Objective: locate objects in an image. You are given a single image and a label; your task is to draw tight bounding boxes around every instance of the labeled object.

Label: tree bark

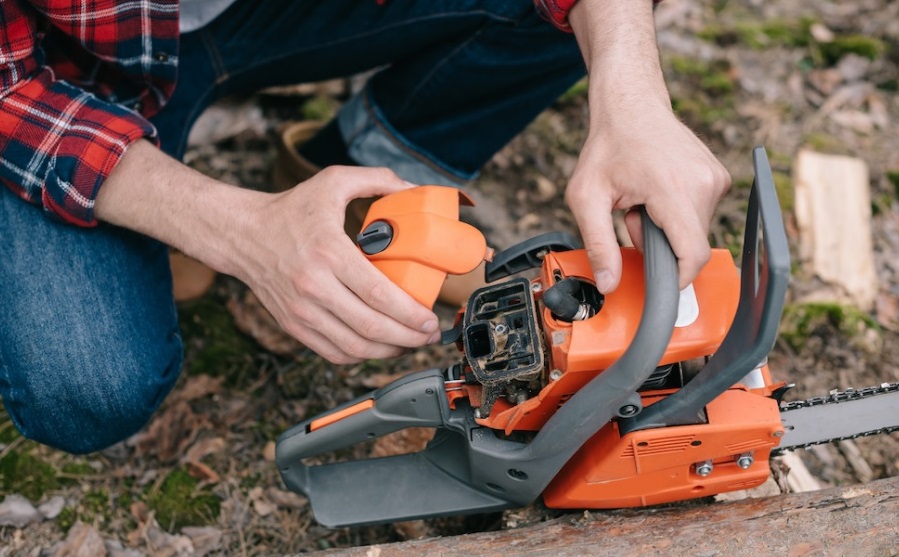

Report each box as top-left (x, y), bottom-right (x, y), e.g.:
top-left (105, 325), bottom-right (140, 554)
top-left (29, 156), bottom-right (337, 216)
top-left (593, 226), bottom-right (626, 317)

top-left (306, 476), bottom-right (899, 557)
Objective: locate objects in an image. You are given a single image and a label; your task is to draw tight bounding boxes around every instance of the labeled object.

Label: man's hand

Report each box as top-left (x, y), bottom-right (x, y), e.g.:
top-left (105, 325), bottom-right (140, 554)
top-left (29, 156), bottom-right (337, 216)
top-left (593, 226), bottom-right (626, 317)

top-left (97, 141), bottom-right (440, 364)
top-left (567, 0), bottom-right (731, 293)
top-left (237, 167), bottom-right (442, 363)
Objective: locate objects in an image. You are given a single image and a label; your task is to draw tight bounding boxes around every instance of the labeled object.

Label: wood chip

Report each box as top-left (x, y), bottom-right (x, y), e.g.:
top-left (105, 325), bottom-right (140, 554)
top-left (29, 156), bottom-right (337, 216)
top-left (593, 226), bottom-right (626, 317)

top-left (794, 149), bottom-right (877, 311)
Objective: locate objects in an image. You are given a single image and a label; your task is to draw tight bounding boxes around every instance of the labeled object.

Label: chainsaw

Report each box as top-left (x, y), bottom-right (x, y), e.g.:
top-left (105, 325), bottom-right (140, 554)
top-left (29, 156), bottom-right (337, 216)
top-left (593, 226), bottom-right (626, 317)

top-left (275, 146), bottom-right (899, 528)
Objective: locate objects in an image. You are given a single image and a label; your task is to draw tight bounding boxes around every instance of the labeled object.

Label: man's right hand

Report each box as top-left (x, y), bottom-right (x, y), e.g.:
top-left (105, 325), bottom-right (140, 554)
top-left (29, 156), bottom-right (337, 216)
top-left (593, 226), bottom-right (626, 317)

top-left (97, 141), bottom-right (440, 364)
top-left (236, 166), bottom-right (441, 363)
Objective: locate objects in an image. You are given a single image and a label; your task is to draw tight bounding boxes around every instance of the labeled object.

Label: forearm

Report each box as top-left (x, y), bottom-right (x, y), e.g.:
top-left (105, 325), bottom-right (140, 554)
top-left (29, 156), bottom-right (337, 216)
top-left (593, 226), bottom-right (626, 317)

top-left (95, 139), bottom-right (262, 279)
top-left (568, 0), bottom-right (671, 123)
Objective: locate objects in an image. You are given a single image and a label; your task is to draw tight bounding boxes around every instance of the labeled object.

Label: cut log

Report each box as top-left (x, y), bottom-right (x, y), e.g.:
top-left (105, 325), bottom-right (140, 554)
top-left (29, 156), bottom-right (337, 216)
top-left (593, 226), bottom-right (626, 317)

top-left (793, 149), bottom-right (877, 311)
top-left (305, 476), bottom-right (899, 557)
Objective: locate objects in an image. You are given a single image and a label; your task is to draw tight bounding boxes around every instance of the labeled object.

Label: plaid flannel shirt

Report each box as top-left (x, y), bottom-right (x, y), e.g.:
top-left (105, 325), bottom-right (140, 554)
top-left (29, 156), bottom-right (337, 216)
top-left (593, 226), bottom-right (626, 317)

top-left (0, 0), bottom-right (177, 226)
top-left (0, 0), bottom-right (575, 227)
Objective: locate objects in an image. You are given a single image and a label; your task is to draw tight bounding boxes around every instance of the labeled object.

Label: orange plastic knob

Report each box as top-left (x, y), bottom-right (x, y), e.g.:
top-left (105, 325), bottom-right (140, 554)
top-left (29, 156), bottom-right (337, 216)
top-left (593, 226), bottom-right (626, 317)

top-left (358, 186), bottom-right (490, 308)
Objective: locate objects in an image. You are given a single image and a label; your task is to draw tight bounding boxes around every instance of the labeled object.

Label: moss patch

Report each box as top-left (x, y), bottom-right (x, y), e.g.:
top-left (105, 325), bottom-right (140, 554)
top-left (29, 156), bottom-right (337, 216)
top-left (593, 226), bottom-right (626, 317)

top-left (557, 77), bottom-right (589, 104)
top-left (779, 302), bottom-right (879, 351)
top-left (300, 95), bottom-right (340, 122)
top-left (178, 298), bottom-right (258, 384)
top-left (772, 171), bottom-right (794, 213)
top-left (146, 468), bottom-right (221, 532)
top-left (801, 132), bottom-right (853, 156)
top-left (819, 35), bottom-right (885, 66)
top-left (0, 450), bottom-right (59, 501)
top-left (887, 170), bottom-right (899, 199)
top-left (698, 18), bottom-right (813, 49)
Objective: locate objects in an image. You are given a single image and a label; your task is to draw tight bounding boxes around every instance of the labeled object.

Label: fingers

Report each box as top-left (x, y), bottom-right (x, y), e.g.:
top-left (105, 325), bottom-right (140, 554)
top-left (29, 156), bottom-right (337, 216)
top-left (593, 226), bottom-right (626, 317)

top-left (628, 205), bottom-right (710, 290)
top-left (317, 166), bottom-right (416, 202)
top-left (284, 302), bottom-right (408, 365)
top-left (335, 248), bottom-right (441, 344)
top-left (566, 185), bottom-right (621, 294)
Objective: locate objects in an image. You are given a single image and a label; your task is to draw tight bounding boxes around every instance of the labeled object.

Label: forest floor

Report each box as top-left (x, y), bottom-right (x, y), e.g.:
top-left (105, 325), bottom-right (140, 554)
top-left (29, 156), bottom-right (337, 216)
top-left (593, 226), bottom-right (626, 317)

top-left (1, 0), bottom-right (898, 555)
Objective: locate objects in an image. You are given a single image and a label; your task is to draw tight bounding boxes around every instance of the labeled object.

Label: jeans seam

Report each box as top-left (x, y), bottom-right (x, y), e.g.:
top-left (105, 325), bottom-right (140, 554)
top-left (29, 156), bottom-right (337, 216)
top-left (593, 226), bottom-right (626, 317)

top-left (200, 27), bottom-right (230, 84)
top-left (0, 344), bottom-right (28, 440)
top-left (360, 88), bottom-right (476, 182)
top-left (394, 23), bottom-right (490, 117)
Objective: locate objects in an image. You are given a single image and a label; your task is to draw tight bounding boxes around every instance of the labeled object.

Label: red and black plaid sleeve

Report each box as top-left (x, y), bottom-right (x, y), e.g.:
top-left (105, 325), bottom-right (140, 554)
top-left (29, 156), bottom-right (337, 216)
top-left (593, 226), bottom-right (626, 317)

top-left (534, 0), bottom-right (580, 32)
top-left (0, 0), bottom-right (178, 226)
top-left (534, 0), bottom-right (663, 32)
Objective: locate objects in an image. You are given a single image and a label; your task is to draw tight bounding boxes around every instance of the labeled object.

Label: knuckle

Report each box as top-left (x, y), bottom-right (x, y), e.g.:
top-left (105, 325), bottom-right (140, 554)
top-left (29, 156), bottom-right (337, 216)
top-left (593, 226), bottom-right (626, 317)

top-left (369, 167), bottom-right (399, 183)
top-left (361, 279), bottom-right (389, 306)
top-left (317, 166), bottom-right (340, 181)
top-left (330, 353), bottom-right (359, 365)
top-left (342, 338), bottom-right (371, 360)
top-left (356, 316), bottom-right (385, 341)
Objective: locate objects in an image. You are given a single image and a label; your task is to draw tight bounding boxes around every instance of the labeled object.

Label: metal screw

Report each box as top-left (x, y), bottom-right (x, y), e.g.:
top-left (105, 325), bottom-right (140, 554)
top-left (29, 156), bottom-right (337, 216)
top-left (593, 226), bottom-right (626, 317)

top-left (494, 323), bottom-right (508, 334)
top-left (618, 404), bottom-right (639, 417)
top-left (549, 369), bottom-right (563, 382)
top-left (473, 409), bottom-right (483, 419)
top-left (736, 453), bottom-right (754, 469)
top-left (771, 430), bottom-right (784, 438)
top-left (531, 282), bottom-right (543, 293)
top-left (694, 460), bottom-right (714, 477)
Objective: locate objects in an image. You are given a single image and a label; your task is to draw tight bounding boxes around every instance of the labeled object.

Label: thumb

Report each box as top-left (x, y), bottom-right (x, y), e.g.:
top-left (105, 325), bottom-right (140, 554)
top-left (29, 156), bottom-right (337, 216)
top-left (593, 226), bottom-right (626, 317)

top-left (572, 193), bottom-right (622, 294)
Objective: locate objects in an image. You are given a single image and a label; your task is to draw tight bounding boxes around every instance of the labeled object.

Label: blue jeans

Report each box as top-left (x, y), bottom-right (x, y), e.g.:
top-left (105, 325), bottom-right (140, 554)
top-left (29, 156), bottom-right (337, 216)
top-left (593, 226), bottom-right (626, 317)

top-left (0, 0), bottom-right (583, 453)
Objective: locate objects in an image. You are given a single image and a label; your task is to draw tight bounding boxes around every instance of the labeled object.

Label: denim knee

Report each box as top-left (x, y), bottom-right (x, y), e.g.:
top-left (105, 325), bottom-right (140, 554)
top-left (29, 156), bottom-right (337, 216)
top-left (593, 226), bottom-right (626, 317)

top-left (0, 329), bottom-right (184, 454)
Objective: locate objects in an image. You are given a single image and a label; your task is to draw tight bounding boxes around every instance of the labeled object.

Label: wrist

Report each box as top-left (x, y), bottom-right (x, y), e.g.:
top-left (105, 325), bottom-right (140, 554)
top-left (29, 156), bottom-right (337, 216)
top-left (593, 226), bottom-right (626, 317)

top-left (568, 0), bottom-right (671, 130)
top-left (96, 139), bottom-right (271, 280)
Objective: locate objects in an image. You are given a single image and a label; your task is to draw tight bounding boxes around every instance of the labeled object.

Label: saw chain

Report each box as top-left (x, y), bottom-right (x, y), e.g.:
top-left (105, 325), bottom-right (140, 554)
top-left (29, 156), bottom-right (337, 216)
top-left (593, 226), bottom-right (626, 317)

top-left (773, 381), bottom-right (899, 454)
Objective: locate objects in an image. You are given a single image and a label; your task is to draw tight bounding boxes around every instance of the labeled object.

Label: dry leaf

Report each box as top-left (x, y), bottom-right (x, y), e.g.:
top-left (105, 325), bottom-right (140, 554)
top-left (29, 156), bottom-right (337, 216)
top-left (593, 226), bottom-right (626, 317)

top-left (130, 502), bottom-right (149, 523)
top-left (131, 400), bottom-right (210, 463)
top-left (174, 375), bottom-right (224, 403)
top-left (53, 522), bottom-right (107, 557)
top-left (183, 437), bottom-right (226, 463)
top-left (181, 527), bottom-right (224, 557)
top-left (370, 428), bottom-right (434, 458)
top-left (351, 371), bottom-right (411, 389)
top-left (184, 460), bottom-right (221, 484)
top-left (227, 291), bottom-right (303, 355)
top-left (146, 520), bottom-right (194, 557)
top-left (394, 520), bottom-right (429, 540)
top-left (265, 487), bottom-right (307, 510)
top-left (262, 441), bottom-right (276, 461)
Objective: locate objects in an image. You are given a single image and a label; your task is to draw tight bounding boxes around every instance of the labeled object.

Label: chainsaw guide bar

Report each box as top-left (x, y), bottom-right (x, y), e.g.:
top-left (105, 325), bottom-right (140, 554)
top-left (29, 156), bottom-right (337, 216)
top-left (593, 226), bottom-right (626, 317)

top-left (774, 382), bottom-right (899, 454)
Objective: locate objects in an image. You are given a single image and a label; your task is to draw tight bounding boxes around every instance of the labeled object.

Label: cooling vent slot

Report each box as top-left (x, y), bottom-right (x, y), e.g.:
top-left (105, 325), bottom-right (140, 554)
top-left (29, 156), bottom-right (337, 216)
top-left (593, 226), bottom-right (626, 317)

top-left (726, 439), bottom-right (770, 453)
top-left (628, 435), bottom-right (696, 457)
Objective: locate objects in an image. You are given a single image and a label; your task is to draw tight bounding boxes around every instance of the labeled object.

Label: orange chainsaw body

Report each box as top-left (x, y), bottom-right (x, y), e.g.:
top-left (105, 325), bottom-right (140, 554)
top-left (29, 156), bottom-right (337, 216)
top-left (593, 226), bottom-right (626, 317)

top-left (542, 380), bottom-right (783, 508)
top-left (359, 186), bottom-right (490, 308)
top-left (473, 248), bottom-right (742, 434)
top-left (456, 246), bottom-right (785, 508)
top-left (360, 184), bottom-right (787, 509)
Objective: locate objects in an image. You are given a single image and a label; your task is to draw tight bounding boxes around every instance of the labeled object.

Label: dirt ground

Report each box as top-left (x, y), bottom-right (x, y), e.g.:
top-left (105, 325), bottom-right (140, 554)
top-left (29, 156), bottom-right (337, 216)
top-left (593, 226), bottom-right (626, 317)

top-left (1, 0), bottom-right (898, 555)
